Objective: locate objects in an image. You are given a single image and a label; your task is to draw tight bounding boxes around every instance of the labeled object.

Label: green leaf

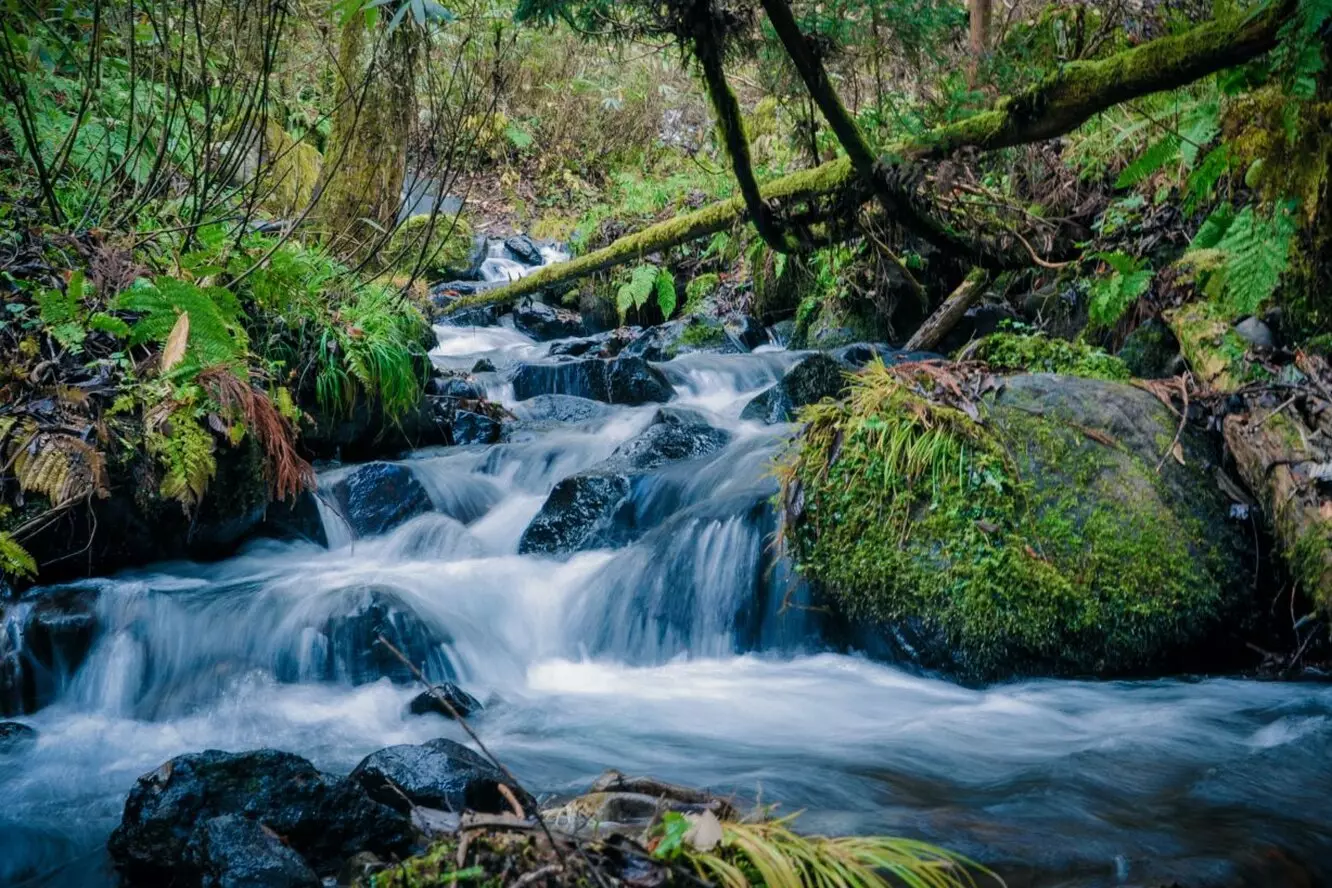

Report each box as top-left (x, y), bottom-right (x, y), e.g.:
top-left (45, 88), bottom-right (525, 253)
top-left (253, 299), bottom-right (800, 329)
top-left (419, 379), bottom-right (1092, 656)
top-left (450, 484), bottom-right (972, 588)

top-left (654, 268), bottom-right (676, 319)
top-left (1116, 134), bottom-right (1180, 189)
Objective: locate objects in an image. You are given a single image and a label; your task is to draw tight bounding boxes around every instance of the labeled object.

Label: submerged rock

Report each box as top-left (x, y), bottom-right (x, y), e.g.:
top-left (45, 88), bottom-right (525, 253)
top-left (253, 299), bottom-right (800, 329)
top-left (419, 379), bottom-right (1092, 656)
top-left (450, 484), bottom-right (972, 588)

top-left (313, 585), bottom-right (453, 686)
top-left (510, 356), bottom-right (674, 405)
top-left (351, 738), bottom-right (532, 815)
top-left (331, 463), bottom-right (433, 538)
top-left (518, 408), bottom-right (731, 554)
top-left (0, 721), bottom-right (37, 752)
top-left (108, 748), bottom-right (414, 884)
top-left (407, 684), bottom-right (481, 719)
top-left (183, 814), bottom-right (321, 888)
top-left (1, 586), bottom-right (100, 716)
top-left (513, 302), bottom-right (584, 341)
top-left (787, 371), bottom-right (1255, 680)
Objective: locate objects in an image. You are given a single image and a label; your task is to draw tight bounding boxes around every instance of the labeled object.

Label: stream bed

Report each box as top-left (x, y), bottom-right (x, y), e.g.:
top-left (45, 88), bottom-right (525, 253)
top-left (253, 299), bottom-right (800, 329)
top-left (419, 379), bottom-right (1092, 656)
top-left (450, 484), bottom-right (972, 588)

top-left (3, 322), bottom-right (1331, 887)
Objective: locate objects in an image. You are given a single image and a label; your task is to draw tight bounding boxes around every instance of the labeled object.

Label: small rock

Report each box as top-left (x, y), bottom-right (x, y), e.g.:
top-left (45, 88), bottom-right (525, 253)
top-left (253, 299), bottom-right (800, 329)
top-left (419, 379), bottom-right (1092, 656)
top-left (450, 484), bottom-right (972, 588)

top-left (510, 357), bottom-right (674, 405)
top-left (724, 314), bottom-right (768, 351)
top-left (0, 721), bottom-right (37, 752)
top-left (1235, 316), bottom-right (1276, 350)
top-left (407, 684), bottom-right (482, 719)
top-left (184, 814), bottom-right (321, 888)
top-left (331, 463), bottom-right (433, 538)
top-left (503, 235), bottom-right (544, 266)
top-left (350, 738), bottom-right (533, 816)
top-left (452, 411), bottom-right (501, 446)
top-left (471, 358), bottom-right (496, 374)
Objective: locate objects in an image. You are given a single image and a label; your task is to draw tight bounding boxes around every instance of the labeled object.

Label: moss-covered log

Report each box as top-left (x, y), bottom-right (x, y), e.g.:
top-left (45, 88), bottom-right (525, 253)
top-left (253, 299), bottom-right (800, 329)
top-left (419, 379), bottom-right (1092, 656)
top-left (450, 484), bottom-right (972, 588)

top-left (443, 1), bottom-right (1295, 317)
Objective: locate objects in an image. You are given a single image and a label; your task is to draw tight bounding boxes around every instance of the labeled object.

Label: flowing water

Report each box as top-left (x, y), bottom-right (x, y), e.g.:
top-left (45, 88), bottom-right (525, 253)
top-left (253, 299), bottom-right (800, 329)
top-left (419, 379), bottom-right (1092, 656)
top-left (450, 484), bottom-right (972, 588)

top-left (3, 322), bottom-right (1332, 888)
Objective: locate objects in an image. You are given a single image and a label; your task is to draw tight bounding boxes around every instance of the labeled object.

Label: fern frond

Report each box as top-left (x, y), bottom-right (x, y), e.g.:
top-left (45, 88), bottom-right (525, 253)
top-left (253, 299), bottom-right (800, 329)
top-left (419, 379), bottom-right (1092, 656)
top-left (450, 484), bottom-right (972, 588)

top-left (9, 432), bottom-right (110, 508)
top-left (116, 277), bottom-right (248, 370)
top-left (147, 412), bottom-right (218, 510)
top-left (0, 531), bottom-right (36, 579)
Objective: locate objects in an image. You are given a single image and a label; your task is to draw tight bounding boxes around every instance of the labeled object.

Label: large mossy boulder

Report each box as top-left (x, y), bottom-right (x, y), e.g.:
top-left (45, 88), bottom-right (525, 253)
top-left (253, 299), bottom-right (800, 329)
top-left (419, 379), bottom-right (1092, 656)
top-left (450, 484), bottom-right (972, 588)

top-left (784, 366), bottom-right (1253, 681)
top-left (387, 214), bottom-right (474, 281)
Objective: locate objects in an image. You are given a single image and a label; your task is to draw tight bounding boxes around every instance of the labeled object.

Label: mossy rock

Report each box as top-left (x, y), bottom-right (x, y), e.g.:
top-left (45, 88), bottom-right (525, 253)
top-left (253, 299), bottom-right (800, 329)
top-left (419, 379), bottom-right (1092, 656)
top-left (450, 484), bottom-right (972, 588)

top-left (785, 369), bottom-right (1253, 681)
top-left (214, 119), bottom-right (321, 217)
top-left (387, 213), bottom-right (475, 280)
top-left (970, 331), bottom-right (1130, 380)
top-left (1117, 318), bottom-right (1181, 379)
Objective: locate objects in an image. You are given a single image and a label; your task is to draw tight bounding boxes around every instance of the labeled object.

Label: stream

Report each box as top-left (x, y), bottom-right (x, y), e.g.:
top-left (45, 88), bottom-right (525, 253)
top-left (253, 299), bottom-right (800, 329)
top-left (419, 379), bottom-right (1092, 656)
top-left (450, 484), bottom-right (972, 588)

top-left (3, 319), bottom-right (1332, 887)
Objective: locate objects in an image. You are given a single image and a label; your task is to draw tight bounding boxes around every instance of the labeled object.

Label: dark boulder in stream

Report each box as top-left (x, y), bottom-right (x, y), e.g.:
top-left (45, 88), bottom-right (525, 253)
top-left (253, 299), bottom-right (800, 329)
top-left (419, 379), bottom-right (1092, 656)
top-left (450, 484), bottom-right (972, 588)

top-left (407, 683), bottom-right (481, 719)
top-left (741, 352), bottom-right (848, 424)
top-left (107, 748), bottom-right (415, 885)
top-left (513, 302), bottom-right (585, 341)
top-left (519, 408), bottom-right (731, 554)
top-left (311, 585), bottom-right (453, 686)
top-left (511, 355), bottom-right (674, 405)
top-left (183, 815), bottom-right (321, 888)
top-left (351, 737), bottom-right (533, 815)
top-left (0, 720), bottom-right (37, 752)
top-left (1, 585), bottom-right (100, 716)
top-left (330, 463), bottom-right (433, 538)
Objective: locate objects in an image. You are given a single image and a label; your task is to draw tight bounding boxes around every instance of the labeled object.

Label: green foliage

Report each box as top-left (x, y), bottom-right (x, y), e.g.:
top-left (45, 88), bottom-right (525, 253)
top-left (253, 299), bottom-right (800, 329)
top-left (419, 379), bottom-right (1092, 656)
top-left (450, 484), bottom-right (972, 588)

top-left (684, 273), bottom-right (721, 314)
top-left (616, 264), bottom-right (676, 322)
top-left (0, 530), bottom-right (37, 579)
top-left (35, 271), bottom-right (89, 352)
top-left (1182, 202), bottom-right (1297, 316)
top-left (146, 409), bottom-right (218, 510)
top-left (1088, 252), bottom-right (1153, 328)
top-left (116, 277), bottom-right (248, 372)
top-left (317, 286), bottom-right (427, 419)
top-left (970, 331), bottom-right (1131, 380)
top-left (1273, 0), bottom-right (1332, 99)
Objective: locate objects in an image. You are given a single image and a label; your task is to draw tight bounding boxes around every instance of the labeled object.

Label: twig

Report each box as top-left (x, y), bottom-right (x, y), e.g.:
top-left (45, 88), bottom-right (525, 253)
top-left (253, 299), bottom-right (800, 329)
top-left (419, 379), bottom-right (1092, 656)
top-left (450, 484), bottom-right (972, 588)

top-left (1011, 229), bottom-right (1075, 270)
top-left (509, 863), bottom-right (563, 888)
top-left (1155, 375), bottom-right (1190, 474)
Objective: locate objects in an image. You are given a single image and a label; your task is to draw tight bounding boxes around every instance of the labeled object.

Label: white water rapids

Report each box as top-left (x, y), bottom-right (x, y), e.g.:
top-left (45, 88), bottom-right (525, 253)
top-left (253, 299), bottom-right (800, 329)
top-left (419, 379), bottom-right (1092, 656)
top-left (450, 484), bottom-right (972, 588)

top-left (2, 322), bottom-right (1331, 887)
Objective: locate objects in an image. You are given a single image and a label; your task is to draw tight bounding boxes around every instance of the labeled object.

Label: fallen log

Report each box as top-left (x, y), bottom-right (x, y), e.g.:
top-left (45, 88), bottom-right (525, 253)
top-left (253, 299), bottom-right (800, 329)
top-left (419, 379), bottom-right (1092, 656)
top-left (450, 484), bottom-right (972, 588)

top-left (905, 269), bottom-right (987, 351)
top-left (443, 0), bottom-right (1295, 317)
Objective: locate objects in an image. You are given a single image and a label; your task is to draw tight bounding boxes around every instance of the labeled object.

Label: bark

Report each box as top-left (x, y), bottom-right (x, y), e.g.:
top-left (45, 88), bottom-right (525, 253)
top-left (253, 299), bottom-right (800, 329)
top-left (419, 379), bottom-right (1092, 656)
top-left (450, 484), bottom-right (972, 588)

top-left (968, 0), bottom-right (992, 87)
top-left (904, 269), bottom-right (986, 351)
top-left (315, 10), bottom-right (418, 258)
top-left (442, 2), bottom-right (1296, 316)
top-left (758, 0), bottom-right (977, 259)
top-left (1224, 410), bottom-right (1332, 606)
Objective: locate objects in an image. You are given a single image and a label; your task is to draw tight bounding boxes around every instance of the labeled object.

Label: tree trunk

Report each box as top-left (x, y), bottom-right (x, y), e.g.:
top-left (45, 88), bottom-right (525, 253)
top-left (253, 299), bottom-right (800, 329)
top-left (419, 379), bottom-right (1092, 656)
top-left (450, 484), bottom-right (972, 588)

top-left (441, 2), bottom-right (1296, 316)
top-left (968, 0), bottom-right (992, 87)
top-left (315, 10), bottom-right (418, 259)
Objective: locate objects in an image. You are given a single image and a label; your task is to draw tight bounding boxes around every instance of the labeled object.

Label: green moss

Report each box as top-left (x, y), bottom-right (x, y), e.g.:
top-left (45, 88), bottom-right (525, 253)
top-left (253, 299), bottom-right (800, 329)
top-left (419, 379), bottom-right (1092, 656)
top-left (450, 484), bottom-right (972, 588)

top-left (684, 273), bottom-right (721, 314)
top-left (387, 213), bottom-right (474, 279)
top-left (782, 365), bottom-right (1242, 679)
top-left (678, 316), bottom-right (728, 348)
top-left (970, 331), bottom-right (1130, 380)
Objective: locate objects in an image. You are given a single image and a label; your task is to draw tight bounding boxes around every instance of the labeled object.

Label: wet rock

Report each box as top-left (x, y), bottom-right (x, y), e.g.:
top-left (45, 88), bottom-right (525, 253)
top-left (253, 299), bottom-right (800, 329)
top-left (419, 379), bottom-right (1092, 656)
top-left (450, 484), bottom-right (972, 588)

top-left (351, 738), bottom-right (533, 816)
top-left (740, 353), bottom-right (848, 424)
top-left (503, 235), bottom-right (544, 266)
top-left (407, 684), bottom-right (481, 719)
top-left (770, 319), bottom-right (796, 347)
top-left (108, 749), bottom-right (415, 884)
top-left (937, 303), bottom-right (1020, 356)
top-left (549, 332), bottom-right (612, 358)
top-left (183, 814), bottom-right (321, 888)
top-left (1235, 316), bottom-right (1276, 350)
top-left (471, 358), bottom-right (496, 374)
top-left (510, 357), bottom-right (673, 405)
top-left (315, 585), bottom-right (453, 686)
top-left (517, 474), bottom-right (632, 554)
top-left (725, 314), bottom-right (768, 351)
top-left (303, 394), bottom-right (452, 462)
top-left (514, 302), bottom-right (584, 341)
top-left (0, 721), bottom-right (37, 752)
top-left (331, 463), bottom-right (433, 538)
top-left (606, 356), bottom-right (675, 404)
top-left (1118, 318), bottom-right (1182, 379)
top-left (518, 409), bottom-right (731, 554)
top-left (452, 411), bottom-right (501, 446)
top-left (509, 394), bottom-right (613, 425)
top-left (258, 491), bottom-right (329, 548)
top-left (1, 586), bottom-right (101, 716)
top-left (429, 375), bottom-right (484, 400)
top-left (624, 318), bottom-right (742, 361)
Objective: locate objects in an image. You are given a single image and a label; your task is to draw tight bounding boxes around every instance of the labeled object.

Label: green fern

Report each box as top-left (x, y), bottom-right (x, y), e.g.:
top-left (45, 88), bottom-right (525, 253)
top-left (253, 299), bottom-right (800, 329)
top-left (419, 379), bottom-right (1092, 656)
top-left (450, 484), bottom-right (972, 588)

top-left (116, 277), bottom-right (248, 370)
top-left (1184, 203), bottom-right (1296, 316)
top-left (1115, 134), bottom-right (1180, 189)
top-left (0, 531), bottom-right (37, 579)
top-left (35, 270), bottom-right (89, 352)
top-left (616, 264), bottom-right (674, 322)
top-left (148, 412), bottom-right (218, 509)
top-left (319, 287), bottom-right (427, 420)
top-left (1274, 0), bottom-right (1332, 99)
top-left (1088, 252), bottom-right (1153, 328)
